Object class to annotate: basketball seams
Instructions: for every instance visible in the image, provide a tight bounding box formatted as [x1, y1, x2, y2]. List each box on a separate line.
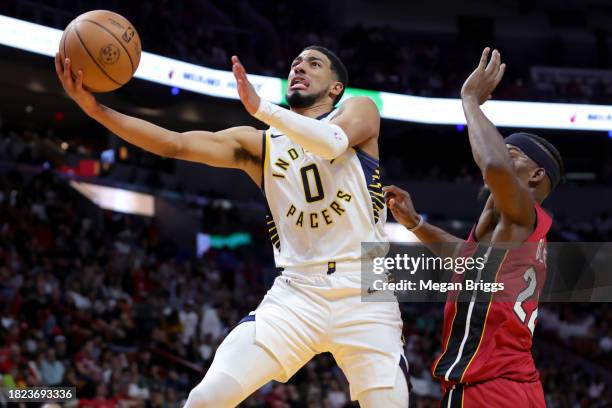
[73, 22, 122, 87]
[79, 18, 135, 75]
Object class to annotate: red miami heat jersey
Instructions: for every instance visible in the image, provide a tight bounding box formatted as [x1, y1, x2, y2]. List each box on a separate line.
[432, 203, 552, 385]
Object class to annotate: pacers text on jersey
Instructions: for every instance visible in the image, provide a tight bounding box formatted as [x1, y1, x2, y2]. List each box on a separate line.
[286, 189, 353, 228]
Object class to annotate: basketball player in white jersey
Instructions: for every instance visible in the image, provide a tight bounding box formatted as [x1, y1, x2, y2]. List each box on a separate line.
[55, 46, 408, 407]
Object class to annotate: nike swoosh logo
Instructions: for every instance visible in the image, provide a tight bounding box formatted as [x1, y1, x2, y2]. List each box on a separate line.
[270, 134, 284, 138]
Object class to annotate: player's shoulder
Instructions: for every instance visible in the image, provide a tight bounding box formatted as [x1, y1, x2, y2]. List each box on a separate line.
[338, 96, 380, 113]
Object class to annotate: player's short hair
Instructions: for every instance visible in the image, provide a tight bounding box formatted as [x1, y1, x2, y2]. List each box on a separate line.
[303, 45, 348, 105]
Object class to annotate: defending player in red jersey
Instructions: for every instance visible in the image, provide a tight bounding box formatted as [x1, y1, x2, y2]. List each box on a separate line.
[383, 48, 564, 407]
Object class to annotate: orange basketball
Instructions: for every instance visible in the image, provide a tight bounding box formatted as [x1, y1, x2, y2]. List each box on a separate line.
[59, 10, 141, 93]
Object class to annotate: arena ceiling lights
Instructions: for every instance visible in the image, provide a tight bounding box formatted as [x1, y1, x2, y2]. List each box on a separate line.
[2, 14, 612, 132]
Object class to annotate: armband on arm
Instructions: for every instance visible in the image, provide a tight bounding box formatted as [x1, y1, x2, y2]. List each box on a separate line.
[254, 100, 349, 159]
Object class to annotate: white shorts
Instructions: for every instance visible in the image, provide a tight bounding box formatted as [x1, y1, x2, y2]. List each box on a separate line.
[218, 261, 406, 400]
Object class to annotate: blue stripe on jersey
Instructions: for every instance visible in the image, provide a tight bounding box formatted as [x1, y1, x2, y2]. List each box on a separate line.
[315, 110, 334, 120]
[355, 148, 379, 182]
[238, 315, 255, 324]
[399, 354, 412, 393]
[229, 314, 255, 332]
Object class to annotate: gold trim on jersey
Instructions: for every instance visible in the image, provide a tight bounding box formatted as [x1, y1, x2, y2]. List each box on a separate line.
[368, 168, 385, 222]
[263, 130, 281, 250]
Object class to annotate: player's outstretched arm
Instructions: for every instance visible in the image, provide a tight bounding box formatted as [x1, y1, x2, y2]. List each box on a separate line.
[460, 48, 534, 227]
[55, 54, 263, 183]
[383, 185, 464, 257]
[232, 56, 378, 159]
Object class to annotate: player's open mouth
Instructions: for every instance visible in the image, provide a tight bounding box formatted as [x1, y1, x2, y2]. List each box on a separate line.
[289, 76, 309, 91]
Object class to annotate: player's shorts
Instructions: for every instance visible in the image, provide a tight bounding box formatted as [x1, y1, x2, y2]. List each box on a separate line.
[440, 377, 545, 408]
[243, 261, 406, 400]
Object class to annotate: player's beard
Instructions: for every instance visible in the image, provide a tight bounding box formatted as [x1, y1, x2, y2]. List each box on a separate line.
[478, 184, 491, 201]
[286, 89, 327, 109]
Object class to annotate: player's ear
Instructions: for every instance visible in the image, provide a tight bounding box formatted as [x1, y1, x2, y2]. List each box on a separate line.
[330, 81, 344, 100]
[529, 167, 546, 186]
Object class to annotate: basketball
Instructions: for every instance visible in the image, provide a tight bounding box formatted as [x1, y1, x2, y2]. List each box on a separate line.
[59, 10, 141, 93]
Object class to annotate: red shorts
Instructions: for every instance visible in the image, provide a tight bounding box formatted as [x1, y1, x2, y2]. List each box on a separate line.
[440, 377, 545, 408]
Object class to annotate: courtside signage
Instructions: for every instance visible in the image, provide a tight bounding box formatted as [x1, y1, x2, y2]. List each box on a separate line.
[2, 14, 611, 131]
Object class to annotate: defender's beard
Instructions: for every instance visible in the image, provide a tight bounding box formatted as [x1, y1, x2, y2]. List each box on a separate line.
[286, 89, 327, 109]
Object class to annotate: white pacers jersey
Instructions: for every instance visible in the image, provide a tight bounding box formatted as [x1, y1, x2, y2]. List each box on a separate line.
[262, 109, 388, 268]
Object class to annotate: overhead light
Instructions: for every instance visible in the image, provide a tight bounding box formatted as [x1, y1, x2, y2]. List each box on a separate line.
[70, 181, 155, 216]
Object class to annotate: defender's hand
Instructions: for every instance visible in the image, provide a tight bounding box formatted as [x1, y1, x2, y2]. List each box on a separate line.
[383, 185, 420, 229]
[231, 55, 261, 116]
[460, 48, 506, 105]
[54, 53, 98, 116]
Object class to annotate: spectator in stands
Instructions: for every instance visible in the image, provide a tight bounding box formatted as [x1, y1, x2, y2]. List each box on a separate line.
[40, 348, 65, 386]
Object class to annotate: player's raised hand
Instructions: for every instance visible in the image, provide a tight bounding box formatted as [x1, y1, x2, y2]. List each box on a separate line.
[231, 55, 261, 116]
[382, 185, 420, 229]
[461, 47, 506, 105]
[54, 53, 98, 115]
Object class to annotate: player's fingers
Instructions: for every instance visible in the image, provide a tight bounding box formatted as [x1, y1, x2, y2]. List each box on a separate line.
[232, 67, 248, 94]
[232, 56, 247, 76]
[385, 185, 410, 201]
[485, 49, 499, 75]
[495, 63, 506, 83]
[63, 58, 74, 85]
[478, 47, 490, 70]
[233, 64, 248, 87]
[382, 185, 400, 194]
[75, 70, 84, 91]
[383, 188, 397, 202]
[232, 63, 241, 82]
[492, 50, 501, 73]
[388, 198, 396, 210]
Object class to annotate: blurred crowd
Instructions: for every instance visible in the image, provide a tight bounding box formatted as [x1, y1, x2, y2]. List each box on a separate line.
[2, 0, 612, 103]
[0, 159, 611, 407]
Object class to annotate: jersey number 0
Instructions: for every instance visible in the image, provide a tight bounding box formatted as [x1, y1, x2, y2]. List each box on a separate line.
[300, 164, 325, 202]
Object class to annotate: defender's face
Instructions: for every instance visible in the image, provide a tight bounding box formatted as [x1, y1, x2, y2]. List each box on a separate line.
[287, 49, 335, 103]
[507, 144, 539, 184]
[481, 145, 541, 193]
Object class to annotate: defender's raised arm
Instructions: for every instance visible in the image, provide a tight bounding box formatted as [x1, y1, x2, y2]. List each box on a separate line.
[460, 48, 535, 227]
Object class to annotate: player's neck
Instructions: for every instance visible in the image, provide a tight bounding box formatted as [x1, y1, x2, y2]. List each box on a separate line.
[290, 102, 334, 118]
